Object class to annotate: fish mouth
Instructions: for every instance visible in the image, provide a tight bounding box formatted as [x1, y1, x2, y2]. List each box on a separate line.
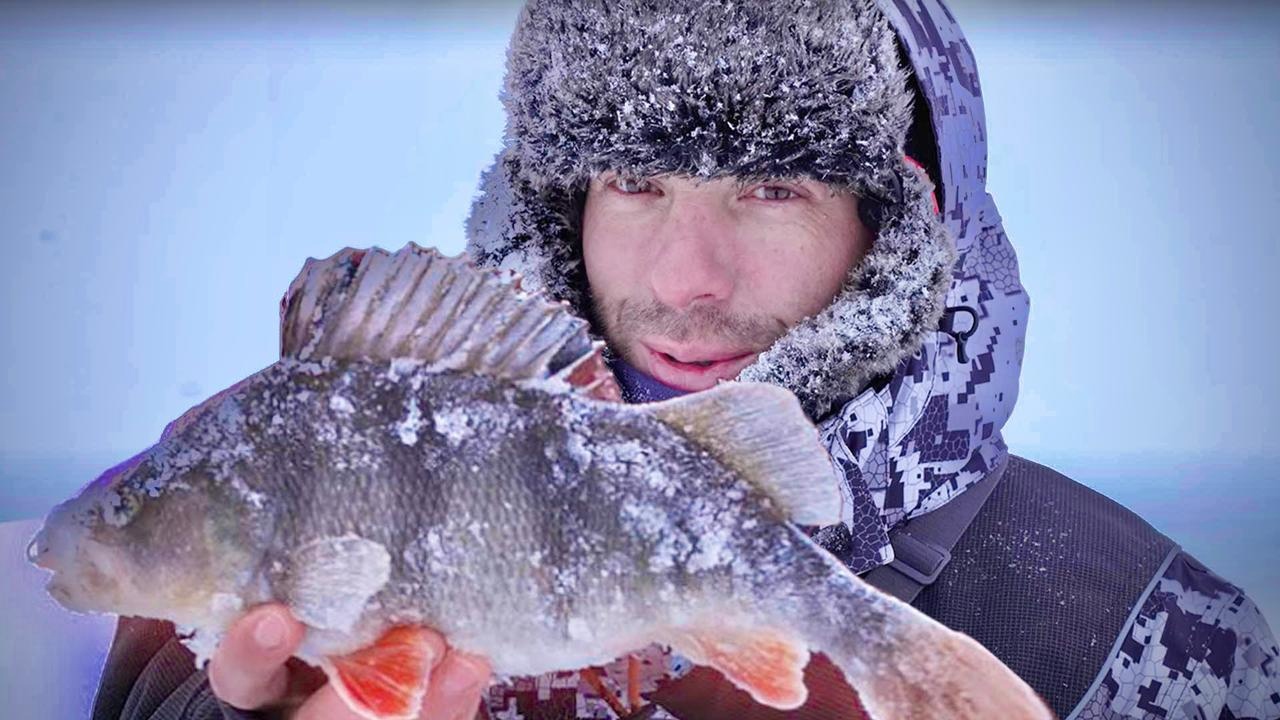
[27, 505, 87, 574]
[27, 531, 53, 570]
[30, 510, 140, 614]
[39, 539, 126, 613]
[642, 342, 758, 391]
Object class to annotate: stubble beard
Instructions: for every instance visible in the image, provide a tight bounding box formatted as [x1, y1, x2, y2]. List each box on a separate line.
[589, 291, 786, 368]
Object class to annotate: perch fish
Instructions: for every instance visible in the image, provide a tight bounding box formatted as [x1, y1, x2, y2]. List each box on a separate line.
[28, 245, 1052, 720]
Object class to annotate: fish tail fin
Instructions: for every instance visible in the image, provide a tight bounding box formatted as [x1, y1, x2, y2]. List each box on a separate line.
[278, 244, 621, 400]
[786, 538, 1056, 719]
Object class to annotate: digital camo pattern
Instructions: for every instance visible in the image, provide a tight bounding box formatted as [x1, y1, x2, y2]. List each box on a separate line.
[815, 382, 896, 571]
[483, 644, 686, 720]
[1070, 552, 1280, 720]
[818, 0, 1027, 551]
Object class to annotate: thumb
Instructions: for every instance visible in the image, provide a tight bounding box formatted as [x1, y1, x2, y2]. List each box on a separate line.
[208, 603, 306, 710]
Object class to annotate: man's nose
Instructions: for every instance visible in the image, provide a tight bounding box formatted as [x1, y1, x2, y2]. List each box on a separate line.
[648, 197, 735, 310]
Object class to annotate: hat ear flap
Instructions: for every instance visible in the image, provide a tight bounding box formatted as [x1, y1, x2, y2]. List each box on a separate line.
[466, 149, 519, 268]
[465, 148, 594, 321]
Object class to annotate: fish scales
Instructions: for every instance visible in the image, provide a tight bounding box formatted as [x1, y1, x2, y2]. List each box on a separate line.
[250, 360, 798, 670]
[29, 245, 1054, 720]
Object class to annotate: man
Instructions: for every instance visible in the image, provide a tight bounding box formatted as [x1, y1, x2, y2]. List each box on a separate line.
[94, 1, 1279, 719]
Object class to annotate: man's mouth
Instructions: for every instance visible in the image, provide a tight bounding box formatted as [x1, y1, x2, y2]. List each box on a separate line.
[660, 351, 721, 366]
[642, 342, 758, 390]
[656, 351, 745, 368]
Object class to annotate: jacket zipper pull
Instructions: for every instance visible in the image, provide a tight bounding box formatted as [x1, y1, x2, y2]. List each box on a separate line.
[942, 306, 979, 364]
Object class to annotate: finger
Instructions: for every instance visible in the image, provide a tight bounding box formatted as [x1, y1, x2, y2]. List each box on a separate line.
[207, 603, 305, 710]
[420, 650, 491, 720]
[292, 684, 365, 720]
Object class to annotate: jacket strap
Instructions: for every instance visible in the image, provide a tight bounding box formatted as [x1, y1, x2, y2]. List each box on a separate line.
[863, 458, 1008, 603]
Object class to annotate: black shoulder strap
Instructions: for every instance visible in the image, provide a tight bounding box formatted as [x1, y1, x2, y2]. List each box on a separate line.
[862, 458, 1008, 603]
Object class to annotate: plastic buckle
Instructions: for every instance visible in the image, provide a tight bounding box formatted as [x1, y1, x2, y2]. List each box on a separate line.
[888, 530, 953, 586]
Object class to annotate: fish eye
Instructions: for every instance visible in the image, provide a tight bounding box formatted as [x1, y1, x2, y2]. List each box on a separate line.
[102, 489, 142, 528]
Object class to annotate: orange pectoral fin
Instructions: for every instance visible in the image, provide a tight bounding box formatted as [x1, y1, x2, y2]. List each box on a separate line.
[321, 626, 437, 720]
[663, 626, 811, 710]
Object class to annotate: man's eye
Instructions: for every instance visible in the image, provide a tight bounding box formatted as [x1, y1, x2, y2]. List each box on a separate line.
[614, 177, 653, 194]
[751, 185, 798, 201]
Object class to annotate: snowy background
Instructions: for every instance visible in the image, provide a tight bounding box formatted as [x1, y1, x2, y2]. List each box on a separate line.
[1, 1, 1277, 717]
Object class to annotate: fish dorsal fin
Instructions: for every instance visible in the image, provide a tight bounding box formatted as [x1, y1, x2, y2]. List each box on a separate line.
[279, 244, 620, 399]
[645, 383, 842, 526]
[659, 625, 811, 710]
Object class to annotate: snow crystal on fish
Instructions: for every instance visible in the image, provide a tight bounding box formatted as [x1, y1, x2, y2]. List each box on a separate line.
[292, 358, 332, 376]
[328, 394, 356, 415]
[566, 617, 593, 641]
[211, 592, 244, 616]
[216, 398, 245, 428]
[230, 476, 268, 510]
[686, 522, 734, 573]
[644, 465, 678, 498]
[567, 433, 592, 469]
[600, 438, 648, 467]
[622, 498, 692, 574]
[395, 395, 424, 446]
[177, 624, 223, 669]
[433, 405, 474, 447]
[385, 357, 425, 383]
[403, 529, 458, 578]
[141, 475, 170, 498]
[100, 490, 133, 528]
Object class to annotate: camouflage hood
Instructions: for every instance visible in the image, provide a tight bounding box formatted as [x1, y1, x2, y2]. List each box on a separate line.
[466, 0, 1029, 570]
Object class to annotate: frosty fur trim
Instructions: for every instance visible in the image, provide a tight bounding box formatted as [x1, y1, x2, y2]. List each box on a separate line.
[468, 0, 955, 419]
[737, 166, 953, 417]
[502, 0, 912, 196]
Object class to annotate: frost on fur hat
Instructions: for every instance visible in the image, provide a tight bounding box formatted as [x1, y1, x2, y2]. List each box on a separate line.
[468, 0, 955, 419]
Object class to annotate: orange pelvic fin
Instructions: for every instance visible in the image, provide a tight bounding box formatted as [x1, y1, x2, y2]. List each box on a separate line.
[664, 625, 811, 710]
[321, 626, 436, 720]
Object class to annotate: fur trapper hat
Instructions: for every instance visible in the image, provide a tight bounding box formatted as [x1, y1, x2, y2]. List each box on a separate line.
[468, 0, 956, 419]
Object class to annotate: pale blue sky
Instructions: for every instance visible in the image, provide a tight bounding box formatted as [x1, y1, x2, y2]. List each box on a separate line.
[1, 1, 1277, 627]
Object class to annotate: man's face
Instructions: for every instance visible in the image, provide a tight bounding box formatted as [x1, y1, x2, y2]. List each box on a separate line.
[583, 173, 874, 392]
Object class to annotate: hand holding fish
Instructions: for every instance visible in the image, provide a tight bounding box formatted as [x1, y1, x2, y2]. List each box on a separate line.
[30, 246, 1055, 720]
[207, 603, 491, 719]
